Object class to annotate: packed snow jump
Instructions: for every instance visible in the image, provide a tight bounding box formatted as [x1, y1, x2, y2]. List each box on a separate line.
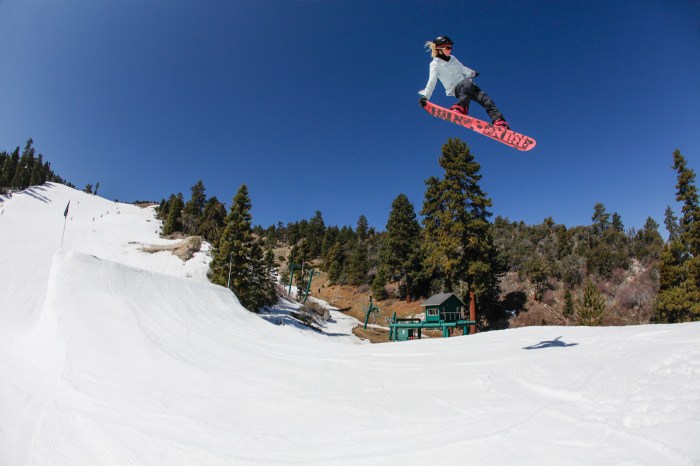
[418, 35, 536, 151]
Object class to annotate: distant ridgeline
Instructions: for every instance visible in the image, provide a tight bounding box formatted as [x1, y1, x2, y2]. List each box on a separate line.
[0, 139, 73, 192]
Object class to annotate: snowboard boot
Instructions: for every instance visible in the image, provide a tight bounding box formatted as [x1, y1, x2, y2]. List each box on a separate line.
[493, 119, 510, 130]
[449, 104, 467, 115]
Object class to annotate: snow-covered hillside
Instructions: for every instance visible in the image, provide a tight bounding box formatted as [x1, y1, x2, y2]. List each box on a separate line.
[1, 183, 699, 465]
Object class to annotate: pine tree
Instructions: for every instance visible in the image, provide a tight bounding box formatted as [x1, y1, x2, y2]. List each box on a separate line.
[611, 212, 624, 233]
[657, 150, 700, 322]
[156, 198, 168, 220]
[295, 268, 308, 301]
[664, 206, 681, 241]
[525, 257, 550, 302]
[347, 241, 369, 286]
[263, 246, 279, 302]
[656, 241, 695, 322]
[209, 184, 275, 312]
[563, 289, 574, 318]
[198, 196, 227, 243]
[422, 174, 459, 289]
[356, 215, 369, 242]
[274, 225, 283, 244]
[0, 156, 5, 187]
[0, 151, 8, 185]
[577, 281, 605, 326]
[42, 161, 52, 184]
[371, 267, 388, 300]
[182, 180, 207, 235]
[0, 147, 19, 188]
[673, 149, 700, 256]
[591, 202, 611, 236]
[587, 203, 629, 277]
[287, 222, 303, 246]
[307, 211, 326, 258]
[632, 217, 664, 262]
[338, 225, 356, 246]
[11, 139, 35, 189]
[327, 241, 344, 284]
[301, 221, 313, 245]
[30, 154, 44, 186]
[380, 193, 422, 301]
[321, 226, 339, 266]
[291, 240, 310, 300]
[163, 193, 184, 235]
[247, 242, 267, 304]
[263, 247, 278, 286]
[246, 242, 278, 310]
[420, 138, 500, 312]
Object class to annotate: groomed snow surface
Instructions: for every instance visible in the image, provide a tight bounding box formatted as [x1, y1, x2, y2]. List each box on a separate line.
[1, 183, 699, 465]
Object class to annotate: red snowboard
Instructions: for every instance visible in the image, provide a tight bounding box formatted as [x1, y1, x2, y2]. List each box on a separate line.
[422, 101, 536, 152]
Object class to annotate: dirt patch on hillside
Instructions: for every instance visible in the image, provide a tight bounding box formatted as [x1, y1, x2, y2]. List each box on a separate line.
[141, 236, 203, 261]
[352, 325, 390, 343]
[133, 202, 158, 209]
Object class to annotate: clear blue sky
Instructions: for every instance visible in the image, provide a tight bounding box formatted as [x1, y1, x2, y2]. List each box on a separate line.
[1, 0, 699, 233]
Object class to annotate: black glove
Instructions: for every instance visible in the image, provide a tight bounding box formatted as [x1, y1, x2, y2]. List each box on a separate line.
[419, 96, 428, 107]
[474, 71, 480, 78]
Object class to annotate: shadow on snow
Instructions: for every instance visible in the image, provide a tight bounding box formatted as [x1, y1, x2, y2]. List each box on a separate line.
[523, 336, 579, 350]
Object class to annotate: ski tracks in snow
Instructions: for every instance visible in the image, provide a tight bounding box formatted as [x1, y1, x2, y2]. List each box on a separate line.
[505, 333, 700, 465]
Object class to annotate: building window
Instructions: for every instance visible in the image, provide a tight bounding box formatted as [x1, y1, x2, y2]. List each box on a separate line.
[427, 309, 438, 317]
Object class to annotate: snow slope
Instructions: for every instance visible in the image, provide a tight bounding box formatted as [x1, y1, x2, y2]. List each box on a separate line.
[1, 184, 699, 465]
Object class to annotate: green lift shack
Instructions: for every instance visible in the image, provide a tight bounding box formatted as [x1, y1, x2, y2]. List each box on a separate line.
[388, 292, 476, 342]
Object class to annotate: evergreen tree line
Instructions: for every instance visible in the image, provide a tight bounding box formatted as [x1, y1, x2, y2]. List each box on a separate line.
[156, 181, 277, 313]
[263, 142, 698, 327]
[158, 143, 697, 326]
[489, 209, 664, 326]
[0, 139, 72, 190]
[491, 148, 699, 325]
[490, 205, 664, 300]
[156, 180, 228, 243]
[281, 213, 382, 300]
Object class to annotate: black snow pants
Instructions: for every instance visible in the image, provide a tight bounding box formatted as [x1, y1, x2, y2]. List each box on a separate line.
[454, 79, 505, 123]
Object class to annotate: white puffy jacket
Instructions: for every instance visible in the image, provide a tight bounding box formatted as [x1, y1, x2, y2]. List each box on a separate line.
[418, 55, 477, 100]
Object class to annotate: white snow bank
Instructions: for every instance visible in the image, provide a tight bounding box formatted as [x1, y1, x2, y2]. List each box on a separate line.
[0, 183, 209, 330]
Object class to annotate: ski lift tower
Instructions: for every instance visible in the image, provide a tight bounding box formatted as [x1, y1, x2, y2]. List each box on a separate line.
[363, 296, 380, 329]
[302, 268, 321, 304]
[287, 262, 303, 297]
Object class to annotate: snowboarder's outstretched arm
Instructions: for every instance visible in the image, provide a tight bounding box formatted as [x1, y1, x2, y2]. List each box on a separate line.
[418, 61, 439, 101]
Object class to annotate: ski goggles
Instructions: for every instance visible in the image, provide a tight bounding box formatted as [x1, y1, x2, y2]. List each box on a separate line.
[437, 45, 452, 50]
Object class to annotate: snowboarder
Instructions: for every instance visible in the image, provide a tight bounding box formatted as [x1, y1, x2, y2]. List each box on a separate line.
[418, 36, 510, 130]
